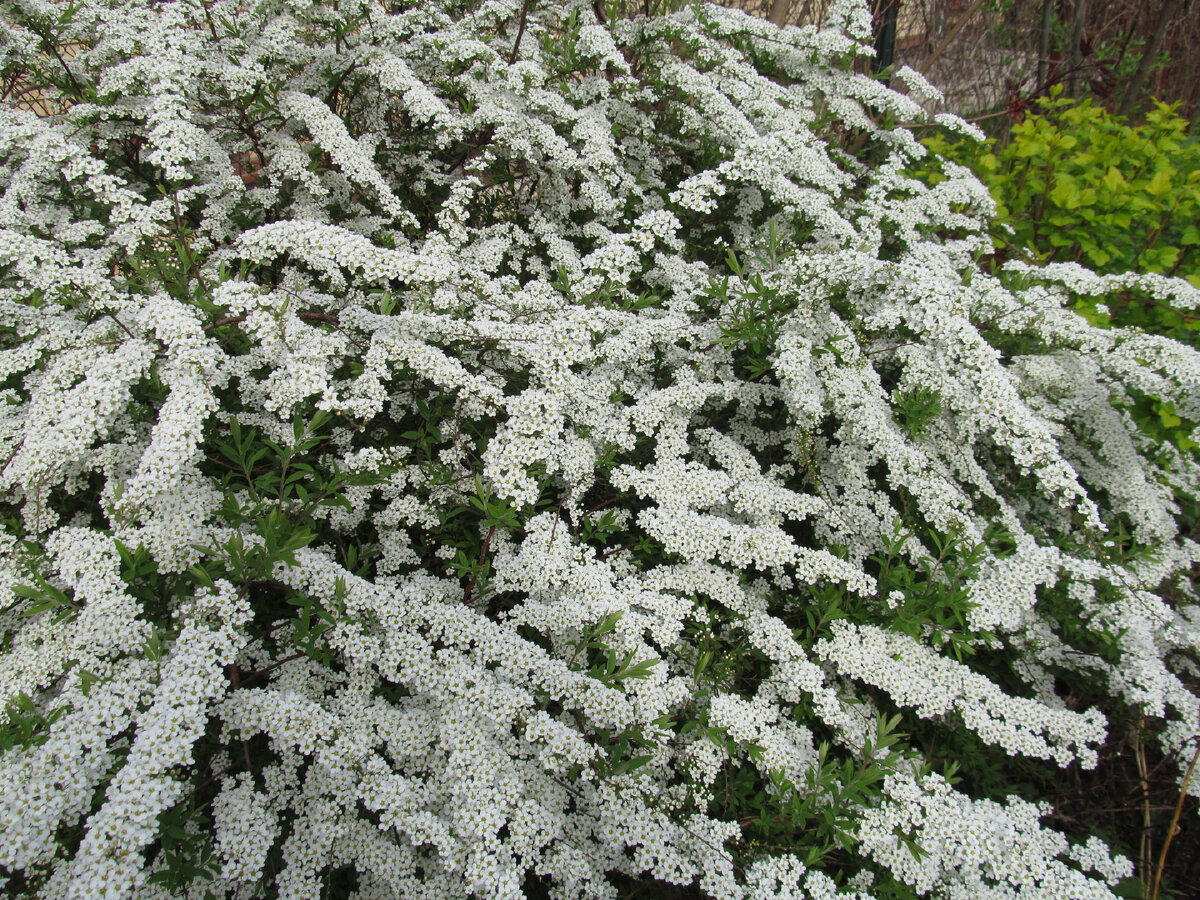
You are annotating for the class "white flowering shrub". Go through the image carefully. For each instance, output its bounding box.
[2,0,1199,897]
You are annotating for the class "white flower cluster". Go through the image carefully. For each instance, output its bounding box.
[238,220,456,288]
[278,91,417,229]
[818,621,1107,766]
[745,854,875,900]
[858,771,1132,898]
[55,580,249,898]
[212,772,278,883]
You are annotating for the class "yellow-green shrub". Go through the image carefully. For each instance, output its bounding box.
[921,90,1200,454]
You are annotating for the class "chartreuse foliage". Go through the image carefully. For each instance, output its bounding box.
[921,89,1200,457]
[1,1,1199,899]
[923,90,1200,285]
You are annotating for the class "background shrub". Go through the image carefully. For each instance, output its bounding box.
[923,91,1200,285]
[920,91,1200,462]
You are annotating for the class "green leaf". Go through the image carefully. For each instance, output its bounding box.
[1083,244,1112,267]
[1101,166,1126,193]
[188,564,216,590]
[1158,403,1182,429]
[1146,168,1173,197]
[1050,177,1080,209]
[1014,139,1047,158]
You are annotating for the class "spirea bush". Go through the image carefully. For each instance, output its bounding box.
[1,1,1199,897]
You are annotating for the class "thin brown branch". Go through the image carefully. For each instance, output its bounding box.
[107,313,137,340]
[509,0,534,65]
[462,525,496,605]
[1150,734,1200,900]
[29,22,85,101]
[203,311,340,331]
[1135,721,1154,896]
[1118,0,1182,115]
[920,0,989,75]
[596,540,639,561]
[234,651,310,688]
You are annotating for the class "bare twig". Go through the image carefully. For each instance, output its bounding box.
[234,650,309,688]
[919,0,989,75]
[1036,0,1053,95]
[107,313,137,340]
[203,311,339,331]
[1135,721,1154,897]
[509,0,534,65]
[462,525,496,605]
[29,22,85,101]
[1118,0,1181,115]
[1066,0,1087,98]
[1150,733,1200,900]
[596,540,639,561]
